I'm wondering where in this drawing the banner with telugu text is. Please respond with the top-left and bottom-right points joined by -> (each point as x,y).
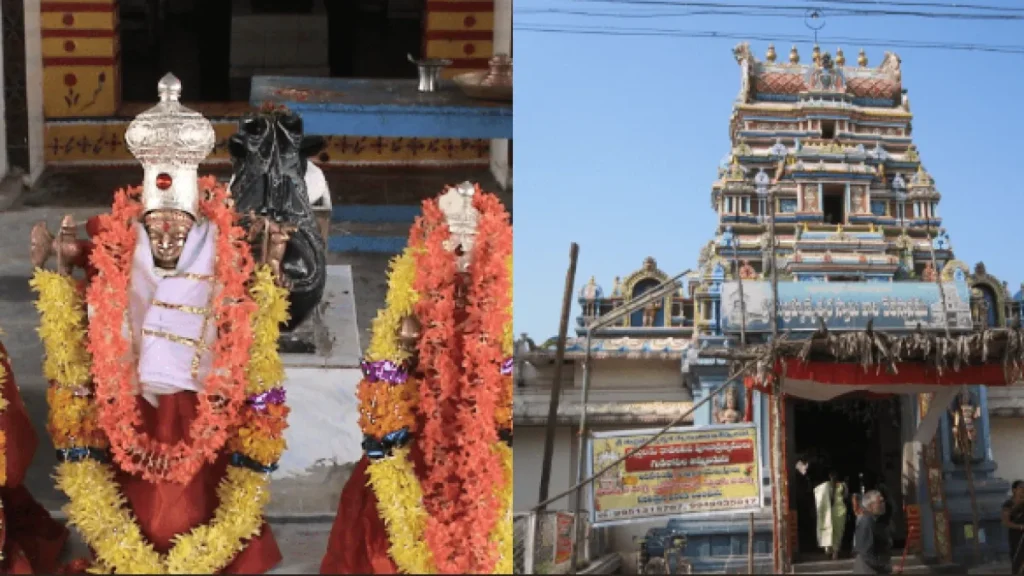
588,424 -> 763,526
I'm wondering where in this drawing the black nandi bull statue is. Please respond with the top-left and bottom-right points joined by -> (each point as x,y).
229,108 -> 327,331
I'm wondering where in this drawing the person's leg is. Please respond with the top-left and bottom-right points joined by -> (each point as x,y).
1013,535 -> 1024,575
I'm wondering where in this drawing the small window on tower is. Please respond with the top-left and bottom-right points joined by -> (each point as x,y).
822,120 -> 836,140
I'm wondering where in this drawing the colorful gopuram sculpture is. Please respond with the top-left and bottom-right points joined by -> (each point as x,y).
28,74 -> 295,574
320,182 -> 513,574
573,44 -> 1017,571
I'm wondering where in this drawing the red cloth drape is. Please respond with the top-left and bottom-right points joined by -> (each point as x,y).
62,393 -> 283,573
0,342 -> 69,574
321,442 -> 429,574
86,393 -> 282,574
746,359 -> 1009,391
65,216 -> 281,573
779,359 -> 1009,387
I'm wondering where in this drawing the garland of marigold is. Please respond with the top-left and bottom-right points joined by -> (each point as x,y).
357,188 -> 513,574
419,190 -> 511,573
87,178 -> 256,485
31,194 -> 290,574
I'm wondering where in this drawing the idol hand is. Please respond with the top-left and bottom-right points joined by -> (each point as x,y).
55,215 -> 82,275
266,221 -> 295,289
29,221 -> 55,270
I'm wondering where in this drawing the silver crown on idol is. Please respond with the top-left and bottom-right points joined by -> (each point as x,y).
124,73 -> 216,219
439,181 -> 481,273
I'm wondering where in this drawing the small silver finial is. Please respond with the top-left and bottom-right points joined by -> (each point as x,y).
456,181 -> 476,197
158,73 -> 182,103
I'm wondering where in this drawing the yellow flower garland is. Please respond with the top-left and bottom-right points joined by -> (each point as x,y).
32,265 -> 289,574
366,248 -> 422,363
365,447 -> 435,574
491,442 -> 514,574
359,244 -> 514,574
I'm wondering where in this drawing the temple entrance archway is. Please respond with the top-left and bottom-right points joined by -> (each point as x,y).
787,394 -> 907,563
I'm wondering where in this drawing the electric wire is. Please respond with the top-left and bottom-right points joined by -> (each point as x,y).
514,24 -> 1024,55
566,0 -> 1024,20
797,0 -> 1024,13
520,5 -> 1024,20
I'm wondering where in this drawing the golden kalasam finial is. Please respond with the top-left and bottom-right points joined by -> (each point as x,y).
812,44 -> 821,65
789,45 -> 800,64
858,49 -> 868,67
802,222 -> 809,234
837,224 -> 843,234
766,44 -> 777,63
869,222 -> 875,232
836,47 -> 846,66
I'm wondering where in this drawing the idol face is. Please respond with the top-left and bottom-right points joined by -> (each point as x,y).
143,209 -> 194,269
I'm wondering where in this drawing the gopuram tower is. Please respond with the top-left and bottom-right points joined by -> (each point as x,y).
669,43 -> 1016,570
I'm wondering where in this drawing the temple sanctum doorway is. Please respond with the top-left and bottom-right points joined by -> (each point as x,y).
788,394 -> 907,563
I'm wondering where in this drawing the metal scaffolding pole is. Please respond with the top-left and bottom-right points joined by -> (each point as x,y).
769,160 -> 790,574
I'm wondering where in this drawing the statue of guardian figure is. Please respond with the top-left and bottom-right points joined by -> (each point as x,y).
228,107 -> 328,330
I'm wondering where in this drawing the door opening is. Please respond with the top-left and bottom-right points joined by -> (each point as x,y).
788,394 -> 906,563
822,120 -> 836,140
823,185 -> 845,225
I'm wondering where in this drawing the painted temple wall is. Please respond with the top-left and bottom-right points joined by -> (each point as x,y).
490,0 -> 512,188
514,426 -> 575,512
516,356 -> 698,569
990,418 -> 1024,484
32,0 -> 502,168
0,1 -> 7,181
24,0 -> 44,184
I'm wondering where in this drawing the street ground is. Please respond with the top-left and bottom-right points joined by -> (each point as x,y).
0,165 -> 505,572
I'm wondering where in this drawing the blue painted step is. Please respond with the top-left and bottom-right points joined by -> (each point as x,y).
329,235 -> 407,254
328,212 -> 411,253
331,204 -> 420,223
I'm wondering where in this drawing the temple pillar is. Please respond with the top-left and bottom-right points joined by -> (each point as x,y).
935,385 -> 1009,565
667,363 -> 774,573
818,183 -> 824,212
844,182 -> 851,221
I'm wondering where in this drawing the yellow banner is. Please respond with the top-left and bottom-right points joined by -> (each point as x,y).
589,425 -> 762,525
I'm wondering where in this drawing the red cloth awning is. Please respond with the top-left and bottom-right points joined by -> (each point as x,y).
745,359 -> 1009,402
780,359 -> 1009,387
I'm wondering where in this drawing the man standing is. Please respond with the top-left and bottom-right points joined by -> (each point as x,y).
853,490 -> 893,574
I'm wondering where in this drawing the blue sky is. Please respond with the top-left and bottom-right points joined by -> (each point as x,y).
512,0 -> 1024,340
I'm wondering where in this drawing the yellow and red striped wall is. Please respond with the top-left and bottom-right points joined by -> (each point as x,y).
38,0 -> 497,166
424,0 -> 495,78
41,0 -> 121,118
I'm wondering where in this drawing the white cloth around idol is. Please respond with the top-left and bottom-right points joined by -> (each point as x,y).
129,220 -> 219,406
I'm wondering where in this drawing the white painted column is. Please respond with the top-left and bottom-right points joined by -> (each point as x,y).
490,0 -> 512,190
24,0 -> 45,185
0,0 -> 8,182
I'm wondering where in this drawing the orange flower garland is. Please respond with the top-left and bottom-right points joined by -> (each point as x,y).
86,177 -> 257,485
413,190 -> 512,574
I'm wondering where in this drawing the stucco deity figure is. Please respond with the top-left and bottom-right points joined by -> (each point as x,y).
739,260 -> 757,280
922,262 -> 937,282
803,186 -> 818,211
951,389 -> 982,459
642,297 -> 662,327
713,386 -> 742,424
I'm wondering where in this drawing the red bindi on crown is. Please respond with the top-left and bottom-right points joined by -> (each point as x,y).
156,173 -> 173,190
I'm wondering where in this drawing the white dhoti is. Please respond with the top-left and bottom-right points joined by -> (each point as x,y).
814,481 -> 834,550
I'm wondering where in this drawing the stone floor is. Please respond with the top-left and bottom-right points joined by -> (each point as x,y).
0,167 -> 436,570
